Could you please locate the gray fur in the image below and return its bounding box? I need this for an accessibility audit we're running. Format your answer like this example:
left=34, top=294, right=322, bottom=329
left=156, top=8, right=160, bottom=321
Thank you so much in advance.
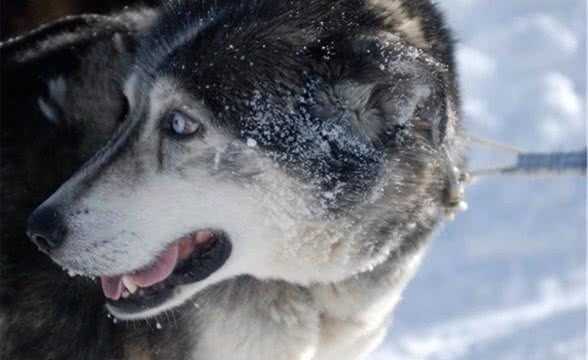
left=3, top=1, right=464, bottom=359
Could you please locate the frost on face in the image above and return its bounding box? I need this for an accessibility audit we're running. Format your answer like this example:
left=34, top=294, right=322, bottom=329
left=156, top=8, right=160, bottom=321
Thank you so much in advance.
left=238, top=82, right=385, bottom=212
left=231, top=39, right=442, bottom=213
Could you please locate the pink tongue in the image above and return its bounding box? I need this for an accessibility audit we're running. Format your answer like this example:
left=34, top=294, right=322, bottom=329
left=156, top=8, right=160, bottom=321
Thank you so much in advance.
left=128, top=245, right=179, bottom=287
left=100, top=245, right=179, bottom=300
left=101, top=275, right=123, bottom=300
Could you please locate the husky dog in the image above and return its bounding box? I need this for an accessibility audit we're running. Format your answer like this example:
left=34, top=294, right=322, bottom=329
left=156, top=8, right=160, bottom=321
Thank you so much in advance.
left=11, top=0, right=463, bottom=359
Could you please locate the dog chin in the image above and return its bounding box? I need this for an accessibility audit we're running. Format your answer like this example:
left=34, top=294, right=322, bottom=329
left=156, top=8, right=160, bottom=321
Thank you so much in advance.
left=105, top=283, right=208, bottom=320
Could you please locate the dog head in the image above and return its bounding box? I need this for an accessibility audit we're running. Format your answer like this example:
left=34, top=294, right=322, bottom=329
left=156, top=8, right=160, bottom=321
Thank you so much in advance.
left=26, top=0, right=463, bottom=320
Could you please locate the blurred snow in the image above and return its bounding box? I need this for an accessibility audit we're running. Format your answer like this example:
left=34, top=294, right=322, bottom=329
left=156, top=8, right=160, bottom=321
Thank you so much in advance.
left=371, top=1, right=586, bottom=359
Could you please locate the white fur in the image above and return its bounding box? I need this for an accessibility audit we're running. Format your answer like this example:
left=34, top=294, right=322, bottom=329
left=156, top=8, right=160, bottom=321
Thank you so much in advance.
left=37, top=97, right=59, bottom=124
left=47, top=77, right=67, bottom=108
left=37, top=77, right=67, bottom=124
left=194, top=292, right=319, bottom=360
left=186, top=251, right=424, bottom=360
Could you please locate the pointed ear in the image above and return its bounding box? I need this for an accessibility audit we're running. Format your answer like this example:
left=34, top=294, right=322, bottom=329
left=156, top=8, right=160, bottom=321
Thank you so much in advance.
left=318, top=36, right=454, bottom=149
left=1, top=9, right=154, bottom=156
left=1, top=12, right=149, bottom=73
left=363, top=68, right=449, bottom=147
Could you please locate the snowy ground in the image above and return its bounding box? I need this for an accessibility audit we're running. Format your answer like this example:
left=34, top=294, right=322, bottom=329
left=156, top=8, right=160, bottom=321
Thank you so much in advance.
left=372, top=1, right=586, bottom=359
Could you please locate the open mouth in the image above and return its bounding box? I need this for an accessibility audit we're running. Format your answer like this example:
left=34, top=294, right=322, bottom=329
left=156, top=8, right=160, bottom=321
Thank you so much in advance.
left=100, top=229, right=231, bottom=315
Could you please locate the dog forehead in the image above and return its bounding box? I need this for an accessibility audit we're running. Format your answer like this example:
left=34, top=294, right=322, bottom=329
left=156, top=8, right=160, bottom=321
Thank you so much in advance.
left=134, top=0, right=360, bottom=92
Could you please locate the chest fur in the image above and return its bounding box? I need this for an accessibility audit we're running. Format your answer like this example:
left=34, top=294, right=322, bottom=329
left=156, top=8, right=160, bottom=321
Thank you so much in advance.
left=190, top=252, right=421, bottom=360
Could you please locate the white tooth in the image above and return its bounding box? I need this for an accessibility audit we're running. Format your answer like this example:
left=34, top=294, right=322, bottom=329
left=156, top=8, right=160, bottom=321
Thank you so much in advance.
left=122, top=291, right=130, bottom=299
left=122, top=276, right=138, bottom=294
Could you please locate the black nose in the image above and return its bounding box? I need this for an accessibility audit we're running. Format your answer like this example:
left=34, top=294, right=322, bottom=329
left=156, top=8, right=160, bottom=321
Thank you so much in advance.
left=26, top=206, right=67, bottom=253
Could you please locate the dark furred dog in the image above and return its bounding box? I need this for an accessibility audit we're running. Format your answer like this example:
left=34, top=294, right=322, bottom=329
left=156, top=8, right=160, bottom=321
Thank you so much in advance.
left=2, top=1, right=464, bottom=359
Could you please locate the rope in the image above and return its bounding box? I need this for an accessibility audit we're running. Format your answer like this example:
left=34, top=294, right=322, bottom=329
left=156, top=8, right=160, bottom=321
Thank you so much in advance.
left=466, top=135, right=587, bottom=178
left=507, top=150, right=586, bottom=175
left=444, top=135, right=586, bottom=221
left=467, top=135, right=522, bottom=154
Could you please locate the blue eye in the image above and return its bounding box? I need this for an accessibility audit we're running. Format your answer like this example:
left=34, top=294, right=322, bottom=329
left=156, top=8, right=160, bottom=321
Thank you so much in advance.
left=164, top=111, right=203, bottom=137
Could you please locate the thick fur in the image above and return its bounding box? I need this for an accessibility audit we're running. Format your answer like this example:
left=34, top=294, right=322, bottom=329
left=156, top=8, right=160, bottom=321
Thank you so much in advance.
left=1, top=1, right=463, bottom=359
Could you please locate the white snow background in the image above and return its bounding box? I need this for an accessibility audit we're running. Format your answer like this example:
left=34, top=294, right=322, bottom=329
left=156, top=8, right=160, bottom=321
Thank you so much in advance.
left=371, top=1, right=586, bottom=359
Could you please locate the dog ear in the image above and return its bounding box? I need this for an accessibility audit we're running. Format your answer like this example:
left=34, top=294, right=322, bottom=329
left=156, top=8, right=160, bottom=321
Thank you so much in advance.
left=1, top=9, right=154, bottom=156
left=3, top=14, right=127, bottom=65
left=1, top=9, right=155, bottom=75
left=317, top=36, right=452, bottom=149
